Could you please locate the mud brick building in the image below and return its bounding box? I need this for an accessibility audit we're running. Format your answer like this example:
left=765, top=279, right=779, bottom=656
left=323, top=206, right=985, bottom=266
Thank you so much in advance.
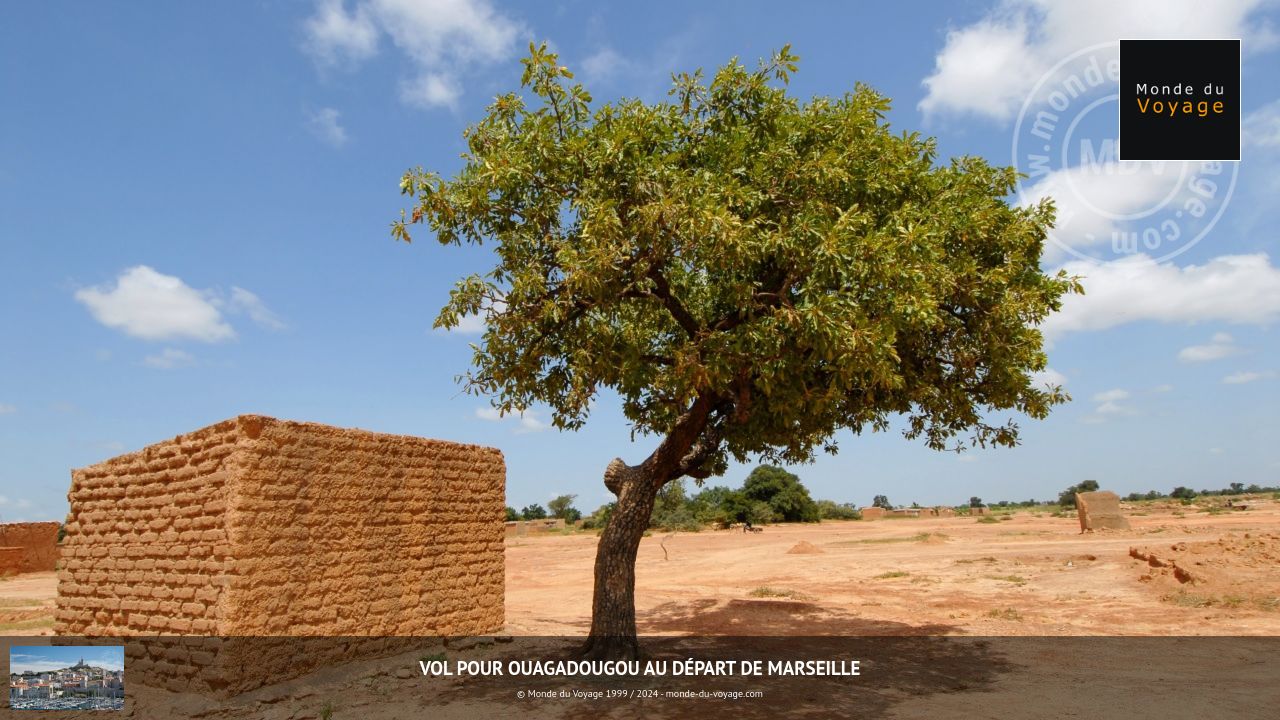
left=0, top=521, right=59, bottom=573
left=55, top=415, right=505, bottom=692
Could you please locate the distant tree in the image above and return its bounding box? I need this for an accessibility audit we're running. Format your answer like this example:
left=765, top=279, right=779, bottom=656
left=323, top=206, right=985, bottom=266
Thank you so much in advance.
left=910, top=501, right=922, bottom=509
left=1170, top=486, right=1197, bottom=500
left=746, top=501, right=776, bottom=526
left=521, top=503, right=548, bottom=520
left=581, top=502, right=615, bottom=530
left=1228, top=482, right=1244, bottom=495
left=651, top=480, right=702, bottom=531
left=872, top=495, right=892, bottom=510
left=969, top=496, right=983, bottom=508
left=1058, top=479, right=1100, bottom=506
left=816, top=500, right=861, bottom=520
left=396, top=43, right=1076, bottom=659
left=742, top=466, right=820, bottom=522
left=548, top=494, right=580, bottom=520
left=505, top=506, right=520, bottom=521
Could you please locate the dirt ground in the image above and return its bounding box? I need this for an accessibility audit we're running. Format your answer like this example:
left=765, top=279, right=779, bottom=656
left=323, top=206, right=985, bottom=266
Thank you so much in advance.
left=3, top=500, right=1278, bottom=718
left=505, top=499, right=1280, bottom=637
left=3, top=499, right=1278, bottom=637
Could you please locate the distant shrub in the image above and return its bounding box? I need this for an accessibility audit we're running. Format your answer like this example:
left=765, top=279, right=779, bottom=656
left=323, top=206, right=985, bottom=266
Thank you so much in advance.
left=816, top=500, right=861, bottom=520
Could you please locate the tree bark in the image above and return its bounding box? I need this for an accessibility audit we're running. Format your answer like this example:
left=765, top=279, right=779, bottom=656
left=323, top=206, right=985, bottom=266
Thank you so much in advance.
left=581, top=397, right=717, bottom=660
left=580, top=460, right=661, bottom=660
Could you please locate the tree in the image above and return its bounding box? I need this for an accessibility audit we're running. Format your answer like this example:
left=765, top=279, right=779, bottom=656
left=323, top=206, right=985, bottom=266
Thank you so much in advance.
left=816, top=500, right=861, bottom=520
left=741, top=465, right=820, bottom=522
left=395, top=44, right=1075, bottom=659
left=1170, top=486, right=1197, bottom=500
left=872, top=495, right=892, bottom=510
left=505, top=506, right=520, bottom=521
left=548, top=494, right=580, bottom=521
left=520, top=503, right=548, bottom=520
left=969, top=496, right=984, bottom=508
left=1058, top=479, right=1100, bottom=506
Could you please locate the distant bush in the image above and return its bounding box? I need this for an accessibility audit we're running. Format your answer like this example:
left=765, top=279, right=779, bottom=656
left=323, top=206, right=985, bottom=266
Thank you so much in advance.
left=816, top=500, right=861, bottom=520
left=581, top=503, right=615, bottom=530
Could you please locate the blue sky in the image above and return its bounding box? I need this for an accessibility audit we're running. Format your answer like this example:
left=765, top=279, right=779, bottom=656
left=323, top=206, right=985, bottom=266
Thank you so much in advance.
left=9, top=646, right=124, bottom=673
left=1, top=1, right=1278, bottom=522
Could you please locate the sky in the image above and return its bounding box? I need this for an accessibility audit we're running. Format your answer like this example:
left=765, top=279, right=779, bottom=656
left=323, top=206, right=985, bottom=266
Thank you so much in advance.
left=9, top=646, right=125, bottom=673
left=1, top=0, right=1278, bottom=522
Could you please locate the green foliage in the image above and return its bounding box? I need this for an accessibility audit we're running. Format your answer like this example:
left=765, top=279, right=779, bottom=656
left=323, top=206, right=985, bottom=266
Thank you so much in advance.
left=746, top=500, right=776, bottom=526
left=581, top=503, right=615, bottom=530
left=1058, top=479, right=1100, bottom=506
left=969, top=496, right=983, bottom=508
left=872, top=495, right=892, bottom=510
left=547, top=494, right=580, bottom=522
left=520, top=503, right=548, bottom=520
left=816, top=499, right=861, bottom=520
left=742, top=465, right=820, bottom=522
left=1170, top=486, right=1197, bottom=500
left=505, top=506, right=519, bottom=521
left=651, top=480, right=704, bottom=531
left=396, top=42, right=1077, bottom=478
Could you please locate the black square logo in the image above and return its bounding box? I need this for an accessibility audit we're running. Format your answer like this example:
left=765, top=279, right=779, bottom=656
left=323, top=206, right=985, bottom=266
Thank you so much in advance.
left=1120, top=39, right=1240, bottom=160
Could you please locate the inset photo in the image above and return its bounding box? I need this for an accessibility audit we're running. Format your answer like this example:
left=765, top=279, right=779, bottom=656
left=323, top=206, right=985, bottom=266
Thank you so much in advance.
left=9, top=646, right=124, bottom=711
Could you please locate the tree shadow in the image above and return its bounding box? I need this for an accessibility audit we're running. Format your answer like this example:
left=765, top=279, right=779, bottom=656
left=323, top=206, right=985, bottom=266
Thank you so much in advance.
left=417, top=599, right=1006, bottom=719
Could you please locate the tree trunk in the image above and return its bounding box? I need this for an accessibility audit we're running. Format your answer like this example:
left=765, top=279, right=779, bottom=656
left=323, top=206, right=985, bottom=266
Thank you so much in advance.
left=580, top=461, right=660, bottom=660
left=580, top=397, right=717, bottom=660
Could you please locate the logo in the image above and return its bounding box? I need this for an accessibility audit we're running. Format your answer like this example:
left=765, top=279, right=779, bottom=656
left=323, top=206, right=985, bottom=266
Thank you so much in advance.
left=1012, top=42, right=1238, bottom=263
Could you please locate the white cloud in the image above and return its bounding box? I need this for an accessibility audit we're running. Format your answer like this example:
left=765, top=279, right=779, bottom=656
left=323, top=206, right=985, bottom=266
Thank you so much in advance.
left=1030, top=367, right=1067, bottom=390
left=229, top=287, right=287, bottom=330
left=1041, top=254, right=1280, bottom=342
left=306, top=107, right=348, bottom=147
left=400, top=72, right=462, bottom=110
left=1244, top=99, right=1280, bottom=149
left=920, top=0, right=1274, bottom=121
left=1178, top=332, right=1241, bottom=363
left=580, top=47, right=629, bottom=83
left=143, top=348, right=195, bottom=370
left=302, top=0, right=524, bottom=110
left=75, top=266, right=235, bottom=342
left=1017, top=162, right=1188, bottom=261
left=303, top=0, right=379, bottom=66
left=474, top=405, right=551, bottom=433
left=0, top=403, right=15, bottom=415
left=1092, top=388, right=1131, bottom=415
left=75, top=266, right=284, bottom=342
left=1222, top=370, right=1276, bottom=384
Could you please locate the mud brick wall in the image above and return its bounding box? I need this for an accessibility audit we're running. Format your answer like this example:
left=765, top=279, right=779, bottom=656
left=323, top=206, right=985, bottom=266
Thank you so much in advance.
left=0, top=522, right=59, bottom=572
left=0, top=547, right=24, bottom=575
left=56, top=415, right=504, bottom=693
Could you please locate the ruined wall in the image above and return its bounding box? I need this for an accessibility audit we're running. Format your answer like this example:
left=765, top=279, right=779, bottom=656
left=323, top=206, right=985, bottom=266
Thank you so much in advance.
left=860, top=507, right=885, bottom=520
left=0, top=521, right=60, bottom=572
left=0, top=547, right=24, bottom=575
left=1076, top=491, right=1130, bottom=532
left=57, top=415, right=505, bottom=695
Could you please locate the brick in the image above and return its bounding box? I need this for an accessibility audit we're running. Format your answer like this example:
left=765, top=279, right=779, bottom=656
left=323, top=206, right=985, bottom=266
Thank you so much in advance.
left=55, top=414, right=504, bottom=697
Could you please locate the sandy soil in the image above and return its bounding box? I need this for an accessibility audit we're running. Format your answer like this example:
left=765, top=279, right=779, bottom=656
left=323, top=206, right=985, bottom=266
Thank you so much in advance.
left=4, top=501, right=1278, bottom=718
left=3, top=500, right=1278, bottom=637
left=506, top=500, right=1280, bottom=636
